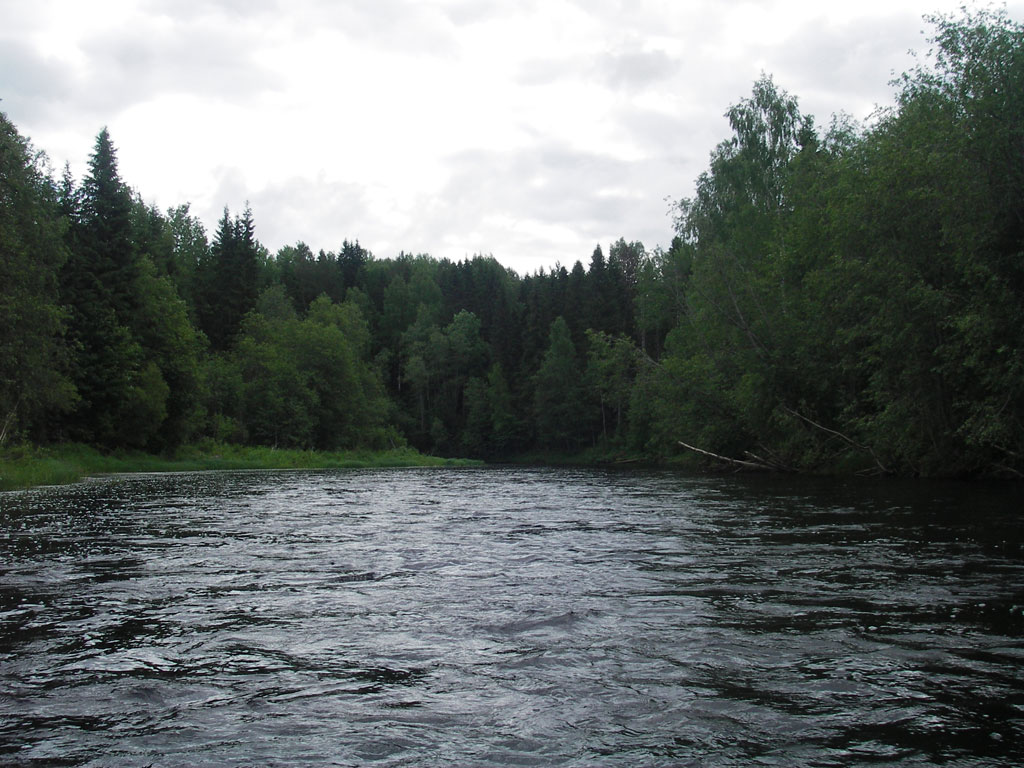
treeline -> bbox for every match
[2,8,1022,476]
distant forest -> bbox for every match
[2,9,1022,477]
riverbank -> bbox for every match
[503,445,694,470]
[0,442,481,491]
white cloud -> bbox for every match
[3,0,1021,274]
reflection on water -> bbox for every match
[1,468,1022,766]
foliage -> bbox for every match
[0,111,76,445]
[651,7,1024,476]
[3,8,1022,476]
[534,317,591,449]
[196,205,260,350]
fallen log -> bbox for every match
[677,440,776,472]
[744,449,796,473]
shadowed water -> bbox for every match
[1,468,1022,766]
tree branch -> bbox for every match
[678,440,775,471]
[0,398,20,447]
[781,406,890,475]
[744,449,796,473]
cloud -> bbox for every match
[0,41,75,124]
[439,0,535,28]
[246,174,374,253]
[409,139,674,272]
[78,17,285,109]
[142,0,282,17]
[270,0,461,57]
[769,14,932,122]
[597,48,679,91]
[611,106,706,162]
[1,0,285,148]
[8,0,1024,276]
[517,56,581,87]
[518,46,680,93]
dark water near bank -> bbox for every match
[1,468,1023,767]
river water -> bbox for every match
[1,467,1022,766]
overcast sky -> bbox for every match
[3,0,1019,275]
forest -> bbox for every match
[1,8,1022,477]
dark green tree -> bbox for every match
[165,203,209,319]
[303,295,389,448]
[197,204,261,350]
[533,316,589,449]
[0,112,76,443]
[817,7,1024,474]
[276,241,321,313]
[651,75,814,462]
[59,128,164,447]
[77,127,139,320]
[131,258,203,448]
[586,330,640,442]
[338,239,369,293]
[222,286,392,450]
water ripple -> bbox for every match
[1,468,1022,766]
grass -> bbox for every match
[0,441,481,491]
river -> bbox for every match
[1,467,1022,766]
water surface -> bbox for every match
[1,468,1022,766]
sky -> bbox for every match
[3,0,1020,275]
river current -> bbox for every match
[1,467,1022,766]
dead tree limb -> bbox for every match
[993,462,1024,479]
[0,399,20,447]
[781,406,890,475]
[744,449,796,473]
[678,440,775,472]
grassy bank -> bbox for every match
[0,442,480,491]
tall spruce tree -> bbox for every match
[58,128,154,446]
[79,128,138,319]
[198,205,260,350]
